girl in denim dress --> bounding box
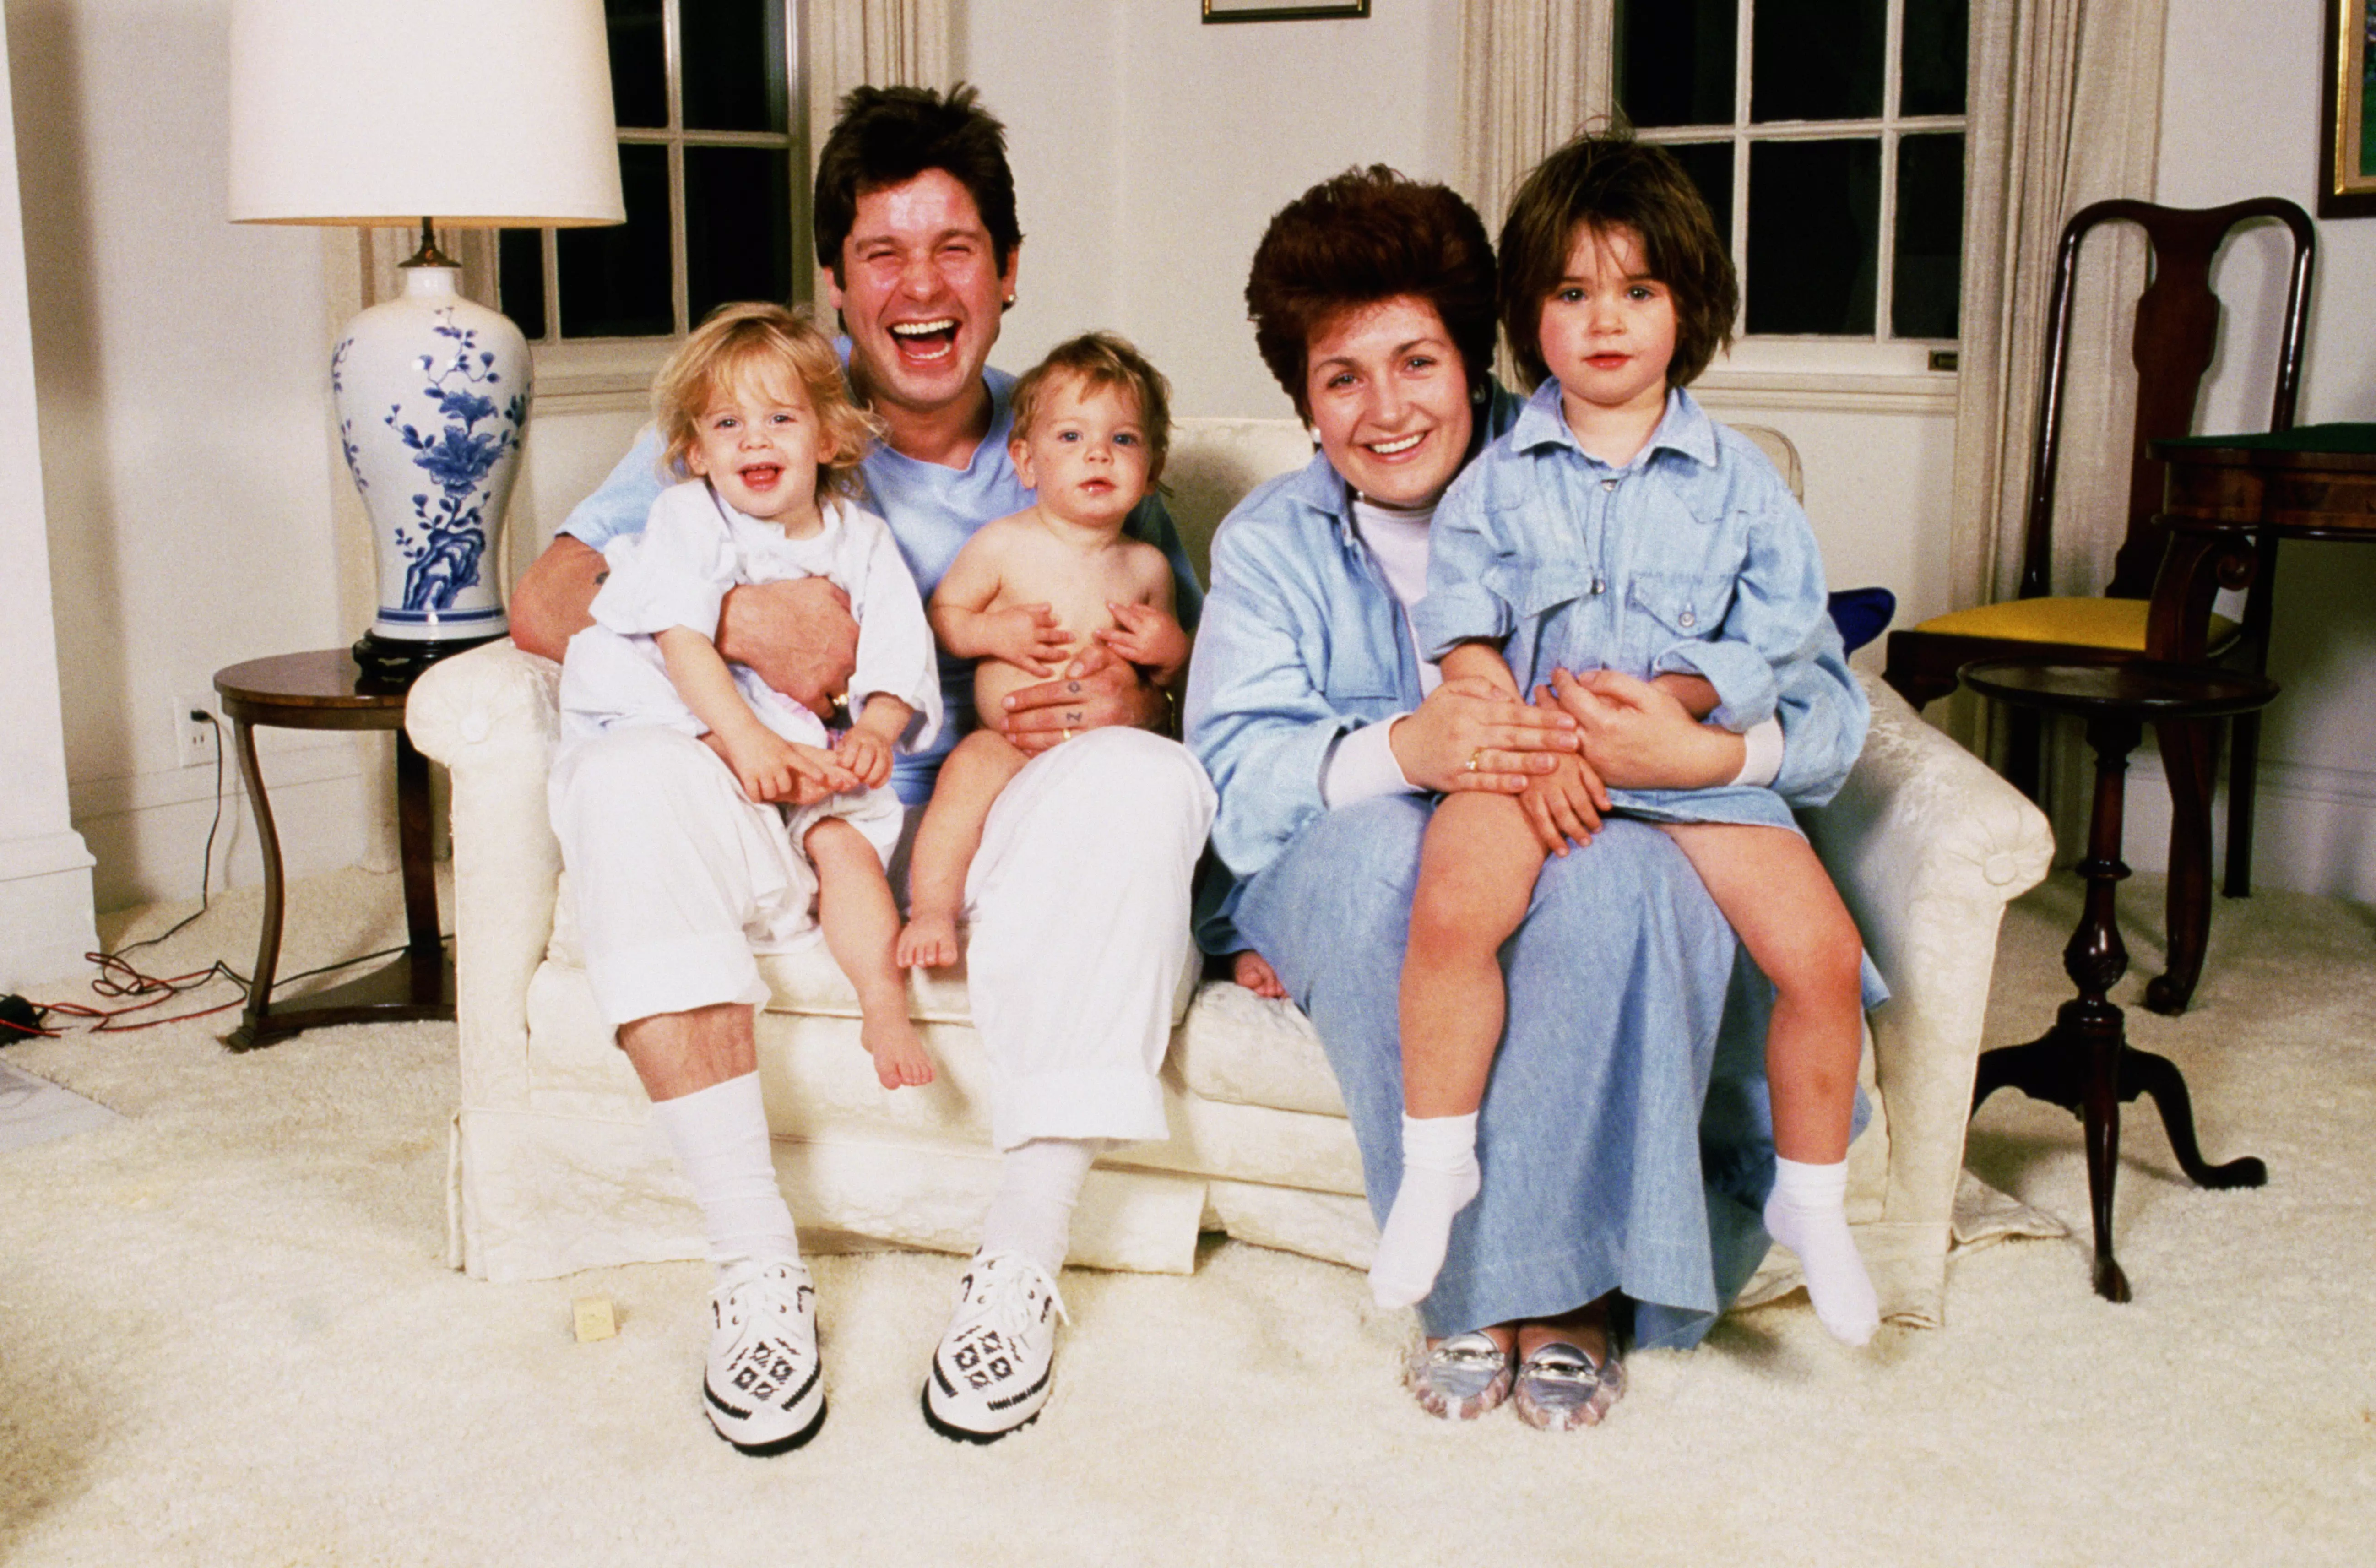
[1378,135,1882,1349]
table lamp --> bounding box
[227,0,625,679]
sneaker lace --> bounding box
[970,1252,1069,1342]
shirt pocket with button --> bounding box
[1625,570,1736,671]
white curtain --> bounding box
[804,0,955,306]
[1948,0,2168,618]
[1456,0,1606,388]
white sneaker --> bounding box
[920,1251,1069,1443]
[704,1259,826,1454]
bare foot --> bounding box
[864,1012,935,1089]
[1231,950,1286,998]
[896,910,960,970]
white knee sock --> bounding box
[1764,1156,1878,1346]
[1368,1112,1481,1310]
[979,1138,1101,1275]
[649,1072,800,1275]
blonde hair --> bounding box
[1009,331,1173,484]
[652,303,880,500]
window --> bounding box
[1615,0,1967,349]
[499,0,802,345]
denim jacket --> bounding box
[1414,382,1864,754]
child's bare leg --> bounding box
[896,729,1029,969]
[807,817,934,1090]
[1371,791,1548,1309]
[1664,821,1876,1344]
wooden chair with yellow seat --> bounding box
[1882,196,2315,1016]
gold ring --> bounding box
[1465,748,1482,773]
[1062,727,1075,743]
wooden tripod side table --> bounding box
[212,649,455,1050]
[1958,657,2273,1301]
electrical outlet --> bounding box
[174,695,219,768]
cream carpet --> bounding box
[2,867,2372,1566]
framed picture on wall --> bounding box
[2323,0,2376,216]
[1203,0,1369,21]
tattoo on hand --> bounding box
[1067,681,1081,694]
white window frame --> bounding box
[525,0,808,412]
[1616,0,1965,395]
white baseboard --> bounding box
[2101,752,2376,905]
[0,830,100,988]
[70,736,380,914]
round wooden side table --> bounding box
[212,649,454,1050]
[1958,656,2274,1302]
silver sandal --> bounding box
[1513,1337,1623,1431]
[1404,1330,1513,1420]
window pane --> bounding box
[683,0,787,133]
[1893,132,1963,338]
[686,146,792,324]
[604,0,666,129]
[498,229,548,341]
[1667,142,1736,253]
[1747,138,1879,334]
[558,143,673,338]
[1900,0,1969,116]
[1751,0,1885,123]
[1615,0,1736,129]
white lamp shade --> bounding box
[228,0,625,227]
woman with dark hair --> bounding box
[1186,164,1851,1429]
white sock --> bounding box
[649,1072,800,1276]
[979,1138,1102,1276]
[1368,1113,1481,1310]
[1765,1156,1878,1346]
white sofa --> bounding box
[407,418,2053,1329]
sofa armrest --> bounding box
[406,640,564,1112]
[1805,672,2053,1228]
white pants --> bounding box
[549,727,903,1027]
[552,722,1215,1150]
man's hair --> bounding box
[1497,130,1738,391]
[1242,166,1497,422]
[1009,332,1174,485]
[652,303,880,500]
[812,83,1022,280]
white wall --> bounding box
[9,0,366,917]
[0,3,96,985]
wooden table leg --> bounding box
[396,729,441,1004]
[226,716,287,1053]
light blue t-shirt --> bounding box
[562,358,1203,804]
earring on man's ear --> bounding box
[1471,383,1489,404]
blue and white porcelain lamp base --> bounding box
[333,258,526,682]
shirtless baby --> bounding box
[895,333,1190,968]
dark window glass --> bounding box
[604,0,667,129]
[1893,132,1963,338]
[558,143,673,338]
[1614,0,1736,129]
[686,146,792,323]
[1667,142,1736,253]
[1900,0,1969,116]
[498,228,548,340]
[1751,0,1885,123]
[682,0,787,133]
[1747,138,1879,334]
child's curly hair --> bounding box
[1497,130,1738,392]
[1008,331,1174,485]
[652,303,880,500]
